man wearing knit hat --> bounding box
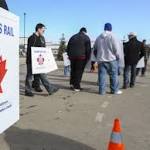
[94,23,123,95]
[67,27,91,91]
[123,32,144,89]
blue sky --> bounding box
[8,0,150,42]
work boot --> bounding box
[123,85,129,89]
[49,87,59,95]
[130,84,135,88]
[32,82,36,88]
[34,87,43,92]
[25,91,34,97]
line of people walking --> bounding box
[1,1,149,97]
[67,23,149,95]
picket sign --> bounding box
[31,47,58,74]
[136,57,145,68]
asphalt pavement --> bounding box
[0,58,150,150]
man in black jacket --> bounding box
[67,27,91,91]
[0,0,8,10]
[123,32,144,89]
[25,23,58,96]
[27,28,45,93]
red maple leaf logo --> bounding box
[0,56,7,93]
[37,54,44,65]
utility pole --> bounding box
[23,12,26,52]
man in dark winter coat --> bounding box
[67,27,91,91]
[123,32,144,89]
[0,0,9,10]
[25,23,58,96]
[26,27,45,93]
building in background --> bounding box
[46,42,59,59]
[20,37,96,60]
[19,37,59,59]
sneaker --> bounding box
[99,92,106,95]
[25,92,34,97]
[115,90,123,95]
[74,89,81,92]
[130,85,135,88]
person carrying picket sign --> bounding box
[25,23,59,97]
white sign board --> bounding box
[0,8,19,133]
[32,47,58,74]
[63,52,70,66]
[118,41,125,68]
[136,57,145,68]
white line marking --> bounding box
[95,112,104,123]
[101,101,109,108]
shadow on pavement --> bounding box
[4,127,96,150]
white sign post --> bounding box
[0,8,19,133]
[32,47,58,74]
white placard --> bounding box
[32,47,58,74]
[0,8,19,133]
[136,57,145,68]
[63,52,70,66]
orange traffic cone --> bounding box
[108,119,125,150]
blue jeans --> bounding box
[25,64,57,94]
[98,60,119,95]
[64,66,70,76]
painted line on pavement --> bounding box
[95,112,105,123]
[101,101,109,108]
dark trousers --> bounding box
[32,75,41,88]
[25,64,55,94]
[136,59,148,76]
[91,61,95,71]
[123,64,137,87]
[70,59,86,89]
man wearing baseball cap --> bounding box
[123,32,144,89]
